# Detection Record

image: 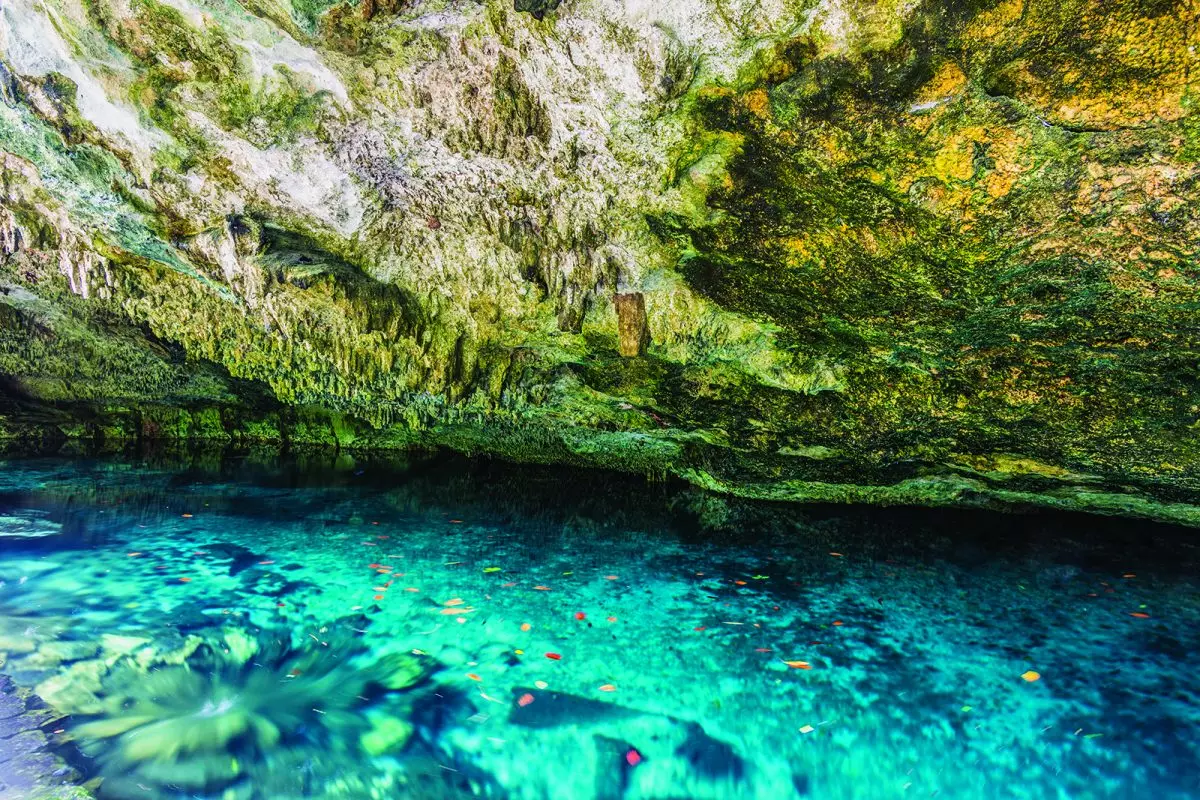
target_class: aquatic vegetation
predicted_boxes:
[70,626,433,799]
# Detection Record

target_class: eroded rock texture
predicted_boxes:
[0,0,1198,522]
[0,674,90,799]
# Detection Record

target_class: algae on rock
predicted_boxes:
[0,0,1198,523]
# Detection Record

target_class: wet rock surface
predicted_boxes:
[0,674,91,800]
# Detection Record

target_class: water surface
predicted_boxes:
[1,452,1198,799]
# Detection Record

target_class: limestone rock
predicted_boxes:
[614,293,650,358]
[0,0,1197,523]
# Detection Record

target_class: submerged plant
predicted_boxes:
[71,625,432,799]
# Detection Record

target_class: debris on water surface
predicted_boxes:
[2,460,1197,800]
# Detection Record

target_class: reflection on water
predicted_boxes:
[0,450,1198,799]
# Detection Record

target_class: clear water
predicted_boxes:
[1,452,1198,800]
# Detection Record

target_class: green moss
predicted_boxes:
[83,0,242,90]
[214,67,330,147]
[643,0,1200,512]
[0,96,198,278]
[291,0,342,33]
[2,0,1197,526]
[490,53,552,149]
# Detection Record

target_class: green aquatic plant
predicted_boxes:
[71,626,432,799]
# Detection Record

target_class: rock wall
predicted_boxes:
[1,0,1198,523]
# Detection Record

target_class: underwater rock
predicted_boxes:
[372,650,429,691]
[97,634,150,662]
[34,658,107,715]
[133,634,203,669]
[0,685,22,721]
[0,675,89,799]
[360,709,414,756]
[0,728,46,761]
[1035,564,1083,588]
[19,640,100,670]
[221,627,259,663]
[391,755,506,799]
[0,634,36,656]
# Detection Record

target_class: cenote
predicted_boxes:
[0,449,1197,800]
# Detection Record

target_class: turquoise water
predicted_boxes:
[1,453,1198,800]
